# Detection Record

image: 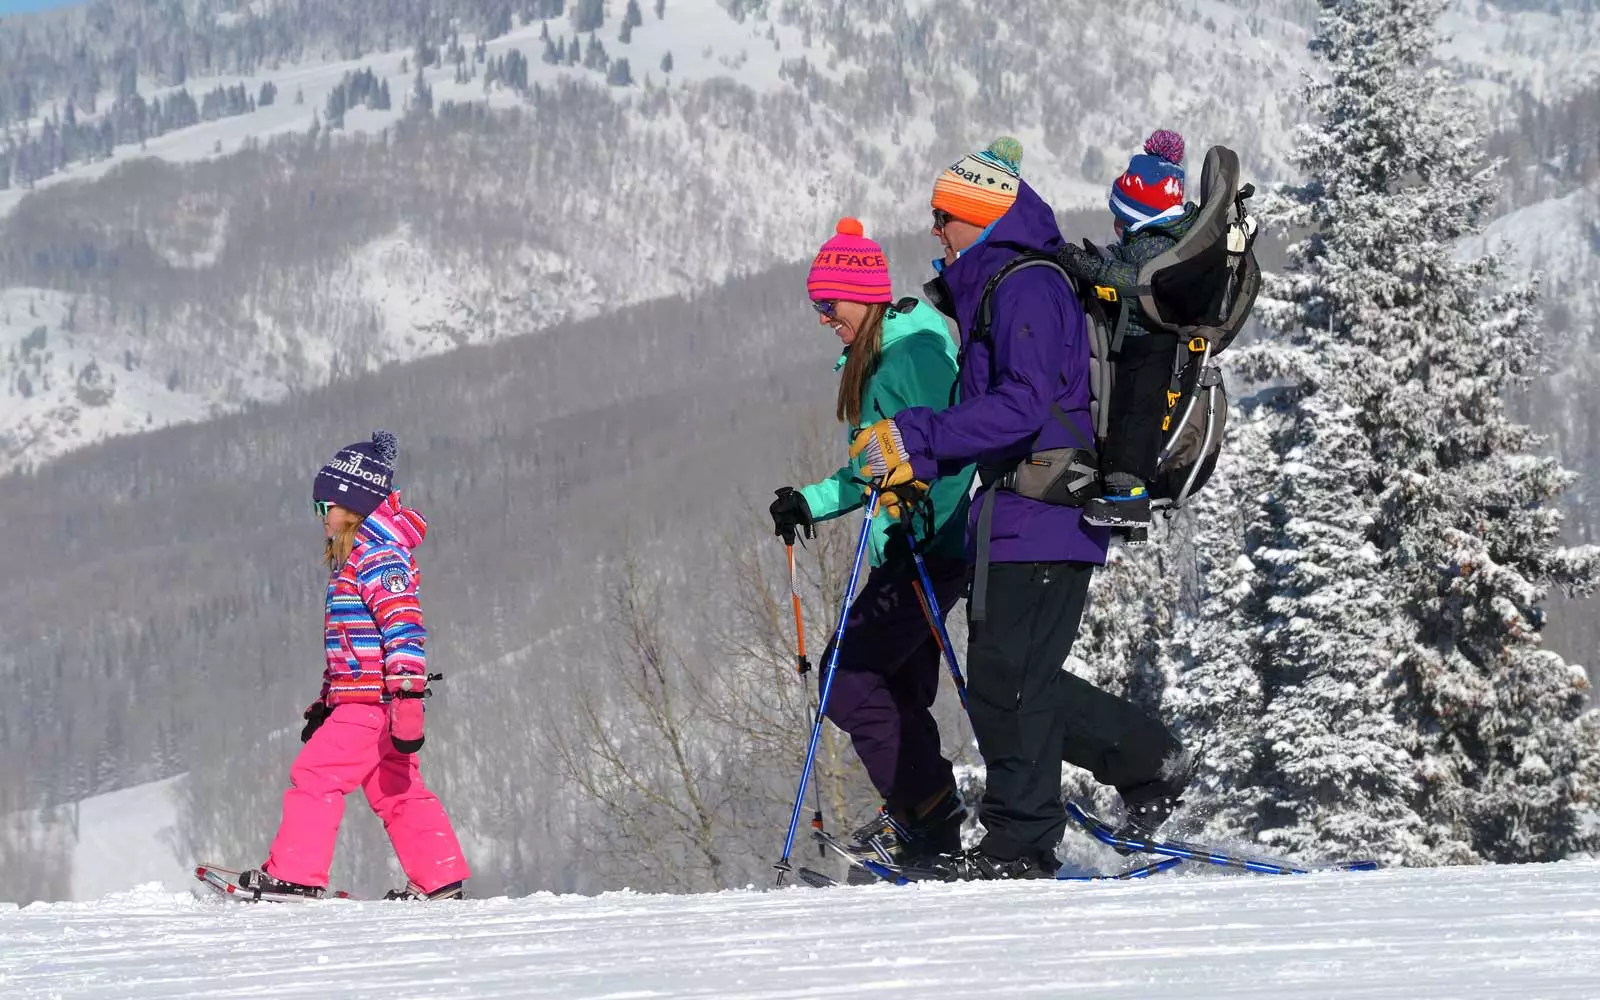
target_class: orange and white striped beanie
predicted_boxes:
[931,137,1025,228]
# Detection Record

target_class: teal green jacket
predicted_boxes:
[799,300,976,567]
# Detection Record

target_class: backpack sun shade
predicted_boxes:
[1136,144,1261,509]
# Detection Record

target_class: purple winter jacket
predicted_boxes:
[894,181,1111,566]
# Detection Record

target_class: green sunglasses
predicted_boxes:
[313,500,337,517]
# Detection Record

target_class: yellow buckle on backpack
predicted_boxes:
[1166,390,1182,410]
[1188,337,1209,353]
[1094,286,1119,303]
[1162,415,1172,431]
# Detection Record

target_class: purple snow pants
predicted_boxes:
[821,554,968,813]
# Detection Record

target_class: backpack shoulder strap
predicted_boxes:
[968,252,1095,453]
[971,252,1072,343]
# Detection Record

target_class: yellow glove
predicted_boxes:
[849,419,917,489]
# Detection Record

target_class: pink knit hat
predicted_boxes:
[806,218,892,304]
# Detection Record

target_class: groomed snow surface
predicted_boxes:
[5,858,1600,998]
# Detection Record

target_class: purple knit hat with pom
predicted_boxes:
[313,430,398,517]
[1109,129,1187,232]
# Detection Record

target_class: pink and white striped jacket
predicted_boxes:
[322,493,428,706]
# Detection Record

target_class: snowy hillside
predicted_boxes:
[6,860,1600,998]
[1472,179,1600,522]
[67,778,184,903]
[1,0,1597,471]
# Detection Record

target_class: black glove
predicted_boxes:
[1058,240,1102,279]
[301,701,332,744]
[769,487,815,545]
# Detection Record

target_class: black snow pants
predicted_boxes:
[966,561,1184,860]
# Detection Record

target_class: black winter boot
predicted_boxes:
[236,869,324,900]
[1083,473,1152,528]
[1112,747,1201,851]
[930,847,1059,881]
[384,879,466,901]
[844,787,966,881]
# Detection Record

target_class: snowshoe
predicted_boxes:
[1111,747,1201,853]
[927,847,1061,881]
[844,786,966,872]
[384,879,466,901]
[196,864,334,902]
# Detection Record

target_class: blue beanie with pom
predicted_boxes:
[313,430,399,517]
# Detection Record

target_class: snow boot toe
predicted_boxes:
[384,879,466,901]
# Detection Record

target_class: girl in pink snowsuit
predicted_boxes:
[241,431,470,901]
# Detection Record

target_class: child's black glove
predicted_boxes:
[1058,241,1102,279]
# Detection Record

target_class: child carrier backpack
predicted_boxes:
[966,144,1260,515]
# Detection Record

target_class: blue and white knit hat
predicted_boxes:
[1109,130,1187,232]
[313,430,398,517]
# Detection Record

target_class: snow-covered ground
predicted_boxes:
[4,860,1599,998]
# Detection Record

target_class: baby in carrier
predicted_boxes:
[1057,129,1196,529]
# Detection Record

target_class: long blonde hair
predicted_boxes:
[323,510,363,573]
[836,303,890,427]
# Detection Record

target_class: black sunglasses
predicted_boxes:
[812,299,838,318]
[932,208,957,230]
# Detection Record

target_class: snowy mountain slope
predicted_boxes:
[66,778,184,903]
[1,0,1596,472]
[1441,0,1600,104]
[6,860,1600,999]
[1470,177,1600,509]
[1468,176,1600,661]
[0,3,827,220]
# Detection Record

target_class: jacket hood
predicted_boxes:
[934,180,1067,335]
[834,298,956,370]
[357,492,427,550]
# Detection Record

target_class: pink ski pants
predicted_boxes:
[264,703,470,892]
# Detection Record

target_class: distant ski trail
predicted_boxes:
[5,860,1600,998]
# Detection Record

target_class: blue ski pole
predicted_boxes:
[775,488,880,882]
[903,523,968,714]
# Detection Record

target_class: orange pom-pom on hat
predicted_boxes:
[807,217,892,304]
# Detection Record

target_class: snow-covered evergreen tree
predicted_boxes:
[1161,397,1284,844]
[1173,0,1600,866]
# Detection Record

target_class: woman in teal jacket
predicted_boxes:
[769,218,975,868]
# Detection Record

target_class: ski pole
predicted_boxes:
[903,524,969,714]
[785,540,825,854]
[786,542,812,675]
[775,488,879,881]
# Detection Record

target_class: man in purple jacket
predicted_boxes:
[851,138,1193,879]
